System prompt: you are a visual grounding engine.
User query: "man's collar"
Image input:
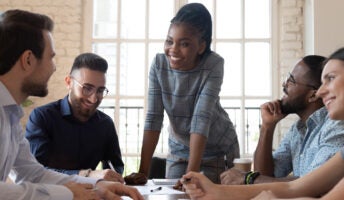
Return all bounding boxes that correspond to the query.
[0,81,17,107]
[60,95,73,116]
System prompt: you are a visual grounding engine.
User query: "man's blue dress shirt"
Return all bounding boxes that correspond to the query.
[273,107,344,177]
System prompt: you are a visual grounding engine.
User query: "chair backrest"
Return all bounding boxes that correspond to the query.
[148,156,166,179]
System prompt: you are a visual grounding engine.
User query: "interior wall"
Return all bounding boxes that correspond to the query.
[304,0,344,56]
[275,0,305,145]
[0,0,84,126]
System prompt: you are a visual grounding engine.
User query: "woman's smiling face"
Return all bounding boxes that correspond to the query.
[317,59,344,120]
[164,23,206,71]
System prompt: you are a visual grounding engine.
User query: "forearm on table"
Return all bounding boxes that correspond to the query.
[216,181,292,200]
[254,174,298,184]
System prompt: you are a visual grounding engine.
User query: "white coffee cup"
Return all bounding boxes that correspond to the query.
[233,158,252,171]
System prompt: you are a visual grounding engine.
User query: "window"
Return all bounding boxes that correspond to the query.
[84,0,276,174]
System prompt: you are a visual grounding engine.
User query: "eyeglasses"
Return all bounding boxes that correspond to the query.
[284,72,317,89]
[71,77,109,98]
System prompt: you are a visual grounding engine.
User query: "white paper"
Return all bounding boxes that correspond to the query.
[122,180,187,199]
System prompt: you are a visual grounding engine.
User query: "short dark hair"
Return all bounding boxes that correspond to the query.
[327,47,344,62]
[170,3,212,56]
[0,9,54,75]
[302,55,326,89]
[70,53,108,74]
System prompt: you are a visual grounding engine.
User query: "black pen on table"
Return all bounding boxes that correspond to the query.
[150,186,162,193]
[107,160,117,173]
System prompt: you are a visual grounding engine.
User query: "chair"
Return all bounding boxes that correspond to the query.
[148,156,166,179]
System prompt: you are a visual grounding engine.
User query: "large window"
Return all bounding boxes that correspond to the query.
[84,0,276,174]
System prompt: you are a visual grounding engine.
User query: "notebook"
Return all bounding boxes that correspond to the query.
[152,178,179,185]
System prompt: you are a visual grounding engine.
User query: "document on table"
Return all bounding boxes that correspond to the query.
[152,178,179,185]
[122,180,186,200]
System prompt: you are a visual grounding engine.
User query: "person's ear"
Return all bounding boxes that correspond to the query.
[309,90,319,102]
[20,50,35,72]
[65,75,73,89]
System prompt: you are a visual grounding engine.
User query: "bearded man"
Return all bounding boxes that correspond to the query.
[26,53,124,183]
[220,55,344,185]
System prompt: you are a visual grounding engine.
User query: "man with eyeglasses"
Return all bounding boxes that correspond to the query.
[25,53,125,183]
[220,55,344,185]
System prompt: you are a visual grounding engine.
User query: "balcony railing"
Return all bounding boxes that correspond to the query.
[99,106,261,175]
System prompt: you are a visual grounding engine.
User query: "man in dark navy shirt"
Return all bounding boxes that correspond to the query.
[25,53,124,182]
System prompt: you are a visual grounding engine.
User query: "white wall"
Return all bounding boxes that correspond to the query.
[304,0,344,56]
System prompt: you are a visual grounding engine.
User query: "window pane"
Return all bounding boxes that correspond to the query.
[245,0,270,38]
[149,0,174,39]
[120,99,144,107]
[245,99,267,154]
[98,98,115,121]
[92,43,117,95]
[217,43,242,96]
[220,99,242,128]
[121,0,145,38]
[156,112,170,154]
[148,42,164,66]
[217,0,242,39]
[245,42,271,96]
[220,99,243,149]
[93,0,117,38]
[120,43,145,95]
[119,100,144,154]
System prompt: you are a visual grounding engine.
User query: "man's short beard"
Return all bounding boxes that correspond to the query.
[280,102,294,115]
[22,80,48,97]
[69,90,98,121]
[280,99,306,115]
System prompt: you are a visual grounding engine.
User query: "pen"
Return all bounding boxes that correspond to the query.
[107,160,117,173]
[182,178,191,184]
[150,186,162,192]
[224,155,228,170]
[182,171,203,184]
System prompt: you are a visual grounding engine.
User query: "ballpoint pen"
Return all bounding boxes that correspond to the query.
[182,171,203,184]
[107,160,117,173]
[224,155,228,170]
[150,186,162,192]
[182,178,191,184]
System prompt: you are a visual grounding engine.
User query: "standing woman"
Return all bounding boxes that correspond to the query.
[137,3,239,184]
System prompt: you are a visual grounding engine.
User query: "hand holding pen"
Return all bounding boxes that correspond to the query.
[181,171,220,199]
[107,160,117,172]
[175,171,204,191]
[104,160,124,183]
